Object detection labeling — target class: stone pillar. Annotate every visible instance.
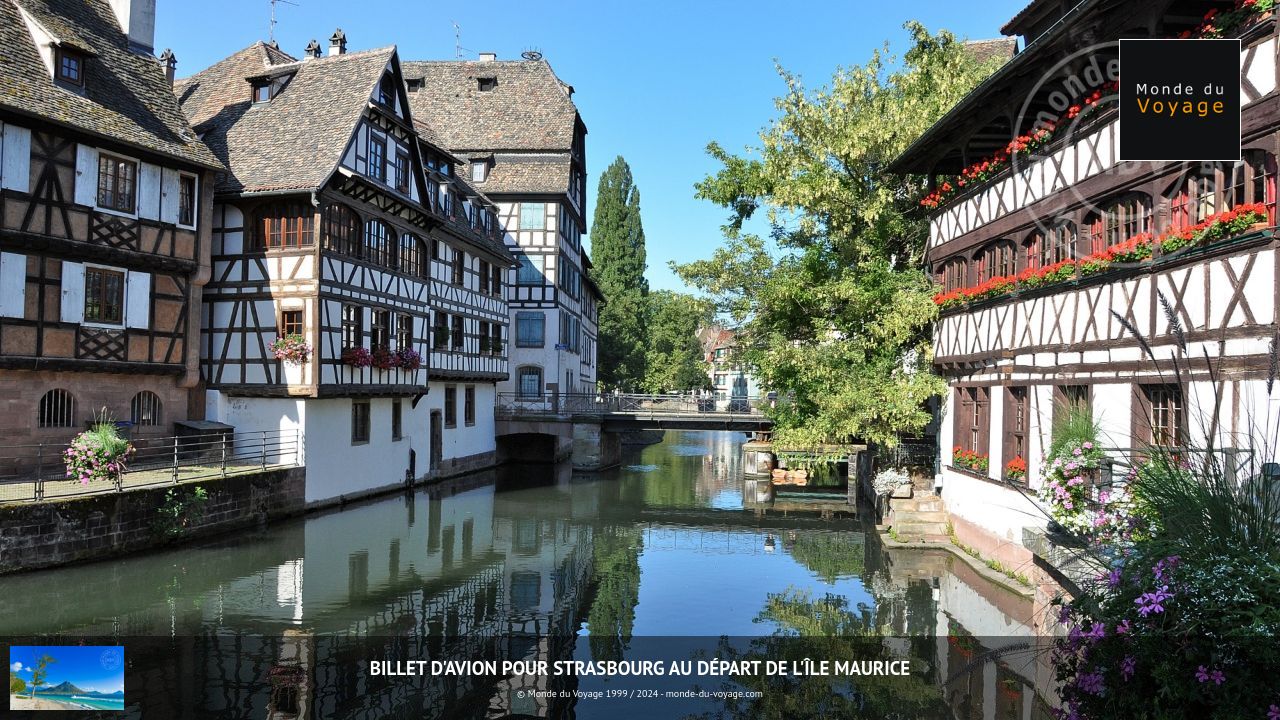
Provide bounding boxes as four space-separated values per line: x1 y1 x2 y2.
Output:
742 440 775 476
571 420 620 471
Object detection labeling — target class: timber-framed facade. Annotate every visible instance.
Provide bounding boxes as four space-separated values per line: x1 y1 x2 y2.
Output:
891 0 1280 545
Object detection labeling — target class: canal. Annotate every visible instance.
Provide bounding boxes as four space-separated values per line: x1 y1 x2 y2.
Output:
0 431 1052 719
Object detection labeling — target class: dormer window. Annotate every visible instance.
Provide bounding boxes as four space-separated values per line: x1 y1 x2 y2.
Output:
55 47 84 87
253 81 272 103
477 77 497 92
471 160 487 182
378 74 396 107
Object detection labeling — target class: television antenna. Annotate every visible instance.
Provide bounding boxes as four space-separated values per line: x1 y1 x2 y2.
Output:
452 21 465 59
269 0 298 44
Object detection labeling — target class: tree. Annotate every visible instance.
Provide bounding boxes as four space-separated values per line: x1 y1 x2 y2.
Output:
674 23 1005 447
642 291 714 393
29 654 53 699
9 672 25 695
591 156 650 390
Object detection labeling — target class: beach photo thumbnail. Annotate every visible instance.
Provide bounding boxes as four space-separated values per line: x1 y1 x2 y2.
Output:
9 645 125 712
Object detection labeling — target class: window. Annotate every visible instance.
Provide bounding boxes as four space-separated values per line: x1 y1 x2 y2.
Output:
491 265 503 296
394 151 410 194
396 314 413 350
280 309 303 337
84 266 125 325
1170 171 1216 228
1088 194 1149 253
558 256 582 299
341 305 363 349
1028 222 1075 269
130 391 162 427
178 175 196 226
452 250 465 285
517 366 542 399
38 389 76 428
371 309 391 350
391 399 402 441
96 154 137 213
432 239 444 261
444 386 457 428
977 241 1016 281
55 47 84 86
1004 387 1028 480
715 374 726 387
471 161 487 182
1231 150 1277 222
378 74 396 107
479 260 491 294
368 135 386 182
400 233 426 277
477 77 497 92
364 221 393 267
322 203 361 256
433 312 449 350
464 386 476 426
258 202 314 248
351 400 370 444
1143 385 1184 447
451 315 464 350
954 386 989 458
252 82 272 103
937 258 967 293
559 314 580 353
516 254 544 285
516 312 545 347
518 202 545 230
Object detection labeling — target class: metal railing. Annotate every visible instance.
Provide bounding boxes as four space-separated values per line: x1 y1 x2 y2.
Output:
0 428 303 503
495 392 772 419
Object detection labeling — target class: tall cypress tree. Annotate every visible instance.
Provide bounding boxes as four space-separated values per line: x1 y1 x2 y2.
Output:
590 156 649 390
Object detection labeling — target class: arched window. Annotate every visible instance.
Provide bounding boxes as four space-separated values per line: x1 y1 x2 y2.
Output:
1026 221 1075 269
1230 150 1277 222
400 233 426 277
516 365 543 399
257 202 314 248
1086 193 1149 254
321 203 361 256
130 391 162 426
1169 170 1217 228
976 240 1016 282
937 258 967 292
364 220 393 267
38 389 76 428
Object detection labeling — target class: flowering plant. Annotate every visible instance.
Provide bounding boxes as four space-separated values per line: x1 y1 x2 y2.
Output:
1037 440 1109 534
1182 0 1275 38
1017 259 1078 289
270 334 312 366
872 467 911 498
371 347 397 370
952 445 989 473
341 346 372 368
395 347 422 371
1004 455 1027 482
64 418 135 485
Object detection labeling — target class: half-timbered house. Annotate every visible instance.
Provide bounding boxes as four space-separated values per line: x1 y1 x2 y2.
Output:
177 34 450 505
890 1 1280 549
0 0 221 449
403 53 603 401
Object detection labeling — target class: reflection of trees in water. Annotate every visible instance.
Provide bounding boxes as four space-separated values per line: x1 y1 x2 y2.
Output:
785 532 865 584
586 525 644 661
686 589 949 720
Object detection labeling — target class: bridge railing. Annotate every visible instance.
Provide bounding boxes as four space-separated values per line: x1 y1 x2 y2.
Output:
496 392 772 418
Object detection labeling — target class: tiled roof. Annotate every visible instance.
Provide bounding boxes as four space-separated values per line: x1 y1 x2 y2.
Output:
0 0 220 169
177 44 394 194
964 38 1018 66
401 59 581 152
466 152 572 196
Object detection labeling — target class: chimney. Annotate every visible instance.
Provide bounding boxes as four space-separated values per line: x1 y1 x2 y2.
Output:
304 39 322 59
158 48 176 85
328 28 347 56
109 0 156 53
478 52 496 62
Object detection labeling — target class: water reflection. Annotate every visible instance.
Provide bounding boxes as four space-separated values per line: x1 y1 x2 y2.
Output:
0 431 1052 719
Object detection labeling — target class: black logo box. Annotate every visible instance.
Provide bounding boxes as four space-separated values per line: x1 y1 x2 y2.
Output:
1119 38 1241 162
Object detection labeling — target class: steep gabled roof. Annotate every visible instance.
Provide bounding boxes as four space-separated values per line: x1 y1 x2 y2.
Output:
177 44 395 194
465 152 572 196
401 58 582 152
0 0 220 169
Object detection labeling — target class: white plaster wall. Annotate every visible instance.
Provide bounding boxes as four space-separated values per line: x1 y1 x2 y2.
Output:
422 381 498 461
988 387 1005 480
941 469 1047 545
303 397 416 504
938 392 955 472
205 391 306 464
1093 382 1132 449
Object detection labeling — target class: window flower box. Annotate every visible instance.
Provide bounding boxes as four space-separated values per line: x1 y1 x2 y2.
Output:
271 334 312 366
341 346 372 368
395 347 422 370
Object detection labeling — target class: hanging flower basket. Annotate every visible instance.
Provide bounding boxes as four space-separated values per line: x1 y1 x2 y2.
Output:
341 346 372 368
64 419 135 485
371 347 397 370
395 347 422 370
271 334 312 366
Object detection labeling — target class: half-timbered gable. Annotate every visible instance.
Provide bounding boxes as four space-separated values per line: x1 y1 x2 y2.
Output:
0 0 221 445
890 0 1280 546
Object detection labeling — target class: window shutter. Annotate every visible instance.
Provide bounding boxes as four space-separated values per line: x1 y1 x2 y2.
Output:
60 261 84 324
0 252 26 318
74 143 98 206
1171 188 1189 228
159 169 181 224
1 124 31 193
125 271 151 329
138 163 162 220
1089 215 1104 254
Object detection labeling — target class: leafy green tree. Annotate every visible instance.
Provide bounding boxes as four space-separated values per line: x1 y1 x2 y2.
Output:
9 672 25 695
642 290 713 393
29 654 53 699
591 156 649 390
674 23 1005 447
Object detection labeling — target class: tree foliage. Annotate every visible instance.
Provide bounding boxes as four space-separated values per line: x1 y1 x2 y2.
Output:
674 23 1004 446
591 156 650 390
642 290 714 393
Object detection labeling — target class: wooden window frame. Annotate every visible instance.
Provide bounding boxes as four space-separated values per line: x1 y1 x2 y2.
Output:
370 309 391 351
953 386 990 458
96 153 138 215
516 366 542 399
279 308 303 337
432 312 449 350
452 249 465 286
1232 150 1277 223
444 386 457 428
1088 194 1149 254
351 400 370 444
516 254 544 286
491 265 503 296
378 74 397 108
516 312 544 348
368 134 387 182
479 260 491 294
1134 384 1185 448
258 202 314 249
938 258 967 292
394 151 410 194
464 386 476 427
518 202 545 230
364 220 393 267
977 241 1015 282
83 265 125 326
55 47 84 87
451 314 464 351
177 173 197 227
391 399 403 441
322 203 361 256
396 314 413 350
1003 386 1029 482
399 233 425 277
1171 171 1217 228
341 304 363 349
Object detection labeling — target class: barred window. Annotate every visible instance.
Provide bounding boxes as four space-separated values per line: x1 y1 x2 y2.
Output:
130 391 162 427
38 389 76 428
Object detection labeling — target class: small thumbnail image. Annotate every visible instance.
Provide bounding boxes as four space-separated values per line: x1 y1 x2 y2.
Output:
9 645 125 712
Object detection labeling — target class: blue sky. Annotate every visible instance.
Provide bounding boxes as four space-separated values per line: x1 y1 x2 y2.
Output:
160 0 1026 291
9 646 125 694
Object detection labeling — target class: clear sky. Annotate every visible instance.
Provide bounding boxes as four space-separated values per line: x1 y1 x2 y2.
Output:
10 646 125 694
159 0 1027 292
